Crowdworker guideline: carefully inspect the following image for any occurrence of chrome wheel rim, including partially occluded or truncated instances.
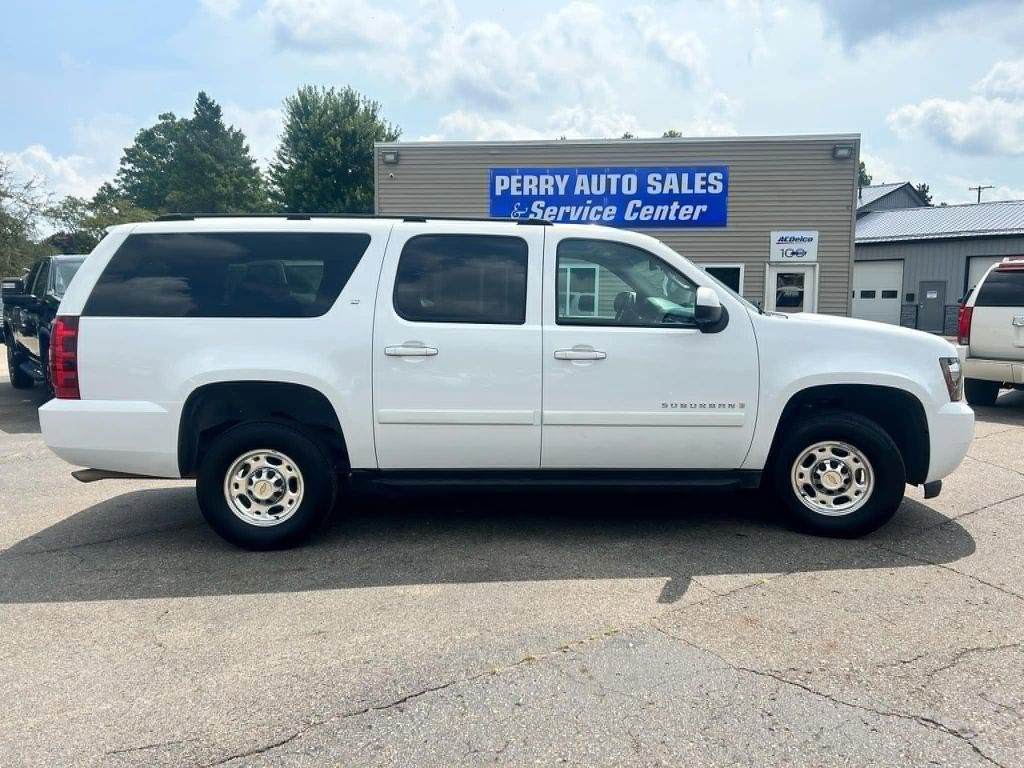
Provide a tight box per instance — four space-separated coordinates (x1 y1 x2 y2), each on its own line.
223 449 304 527
790 440 874 517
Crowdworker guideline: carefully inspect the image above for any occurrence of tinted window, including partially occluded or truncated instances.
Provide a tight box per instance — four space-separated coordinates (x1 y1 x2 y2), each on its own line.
557 239 697 327
394 235 528 324
52 258 85 298
860 290 876 299
31 260 50 297
881 289 898 299
83 232 369 318
976 269 1024 307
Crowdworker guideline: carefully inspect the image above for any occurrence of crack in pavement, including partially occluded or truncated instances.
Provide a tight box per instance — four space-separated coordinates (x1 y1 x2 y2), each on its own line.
199 626 625 767
2 523 205 557
922 643 1023 680
105 736 197 756
651 624 1008 768
872 542 1024 604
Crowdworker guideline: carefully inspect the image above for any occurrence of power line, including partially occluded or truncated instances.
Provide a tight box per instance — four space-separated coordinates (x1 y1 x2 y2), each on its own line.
969 184 994 203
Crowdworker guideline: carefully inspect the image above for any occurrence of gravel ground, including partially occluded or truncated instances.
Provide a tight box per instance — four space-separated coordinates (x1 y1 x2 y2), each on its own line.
1 358 1022 767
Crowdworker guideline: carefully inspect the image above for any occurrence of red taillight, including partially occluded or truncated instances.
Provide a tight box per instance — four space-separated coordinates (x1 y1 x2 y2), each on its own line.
49 316 80 399
957 305 973 346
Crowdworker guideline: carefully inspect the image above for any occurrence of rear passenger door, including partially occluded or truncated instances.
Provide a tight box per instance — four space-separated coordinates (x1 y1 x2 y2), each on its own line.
372 223 544 469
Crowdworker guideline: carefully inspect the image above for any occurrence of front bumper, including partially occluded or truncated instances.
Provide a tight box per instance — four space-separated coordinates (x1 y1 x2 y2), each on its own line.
926 401 975 483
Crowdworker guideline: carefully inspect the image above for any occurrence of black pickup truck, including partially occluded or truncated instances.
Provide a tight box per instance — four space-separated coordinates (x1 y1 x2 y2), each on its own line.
2 254 86 396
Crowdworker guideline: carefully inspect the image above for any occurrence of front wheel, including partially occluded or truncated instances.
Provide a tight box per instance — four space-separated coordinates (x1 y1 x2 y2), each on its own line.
196 422 337 550
768 410 906 538
6 341 34 390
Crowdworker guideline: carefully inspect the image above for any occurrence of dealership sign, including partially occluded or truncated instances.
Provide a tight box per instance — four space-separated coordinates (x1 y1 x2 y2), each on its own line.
769 230 818 262
489 166 729 228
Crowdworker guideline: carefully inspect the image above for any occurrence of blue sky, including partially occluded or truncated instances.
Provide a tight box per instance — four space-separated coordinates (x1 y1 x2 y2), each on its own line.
2 0 1023 205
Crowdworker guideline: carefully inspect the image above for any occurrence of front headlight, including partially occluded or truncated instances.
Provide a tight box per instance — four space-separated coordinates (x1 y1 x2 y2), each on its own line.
940 357 963 401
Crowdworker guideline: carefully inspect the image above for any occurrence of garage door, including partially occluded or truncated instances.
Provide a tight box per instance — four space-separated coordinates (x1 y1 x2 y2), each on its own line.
967 256 1004 297
852 261 903 324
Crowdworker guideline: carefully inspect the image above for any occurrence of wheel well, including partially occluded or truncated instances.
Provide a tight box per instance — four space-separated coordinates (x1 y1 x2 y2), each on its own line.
178 381 348 477
771 384 930 484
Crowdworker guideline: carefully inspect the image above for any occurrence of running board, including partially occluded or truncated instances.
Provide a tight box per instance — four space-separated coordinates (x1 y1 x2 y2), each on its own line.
71 469 165 483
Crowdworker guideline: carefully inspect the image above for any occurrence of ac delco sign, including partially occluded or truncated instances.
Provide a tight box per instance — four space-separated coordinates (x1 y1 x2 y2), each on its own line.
770 230 818 262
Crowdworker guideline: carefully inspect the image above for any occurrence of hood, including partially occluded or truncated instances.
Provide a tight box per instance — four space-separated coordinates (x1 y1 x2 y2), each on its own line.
754 311 957 357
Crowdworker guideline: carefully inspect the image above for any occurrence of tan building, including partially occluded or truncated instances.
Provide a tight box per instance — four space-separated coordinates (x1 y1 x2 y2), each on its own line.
375 134 860 315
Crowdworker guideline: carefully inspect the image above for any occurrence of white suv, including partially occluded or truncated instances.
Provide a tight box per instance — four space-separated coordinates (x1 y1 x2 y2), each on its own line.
40 216 974 549
958 257 1024 406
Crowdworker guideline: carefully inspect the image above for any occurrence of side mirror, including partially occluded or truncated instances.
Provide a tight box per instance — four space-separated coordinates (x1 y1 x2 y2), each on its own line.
694 286 724 330
2 278 25 296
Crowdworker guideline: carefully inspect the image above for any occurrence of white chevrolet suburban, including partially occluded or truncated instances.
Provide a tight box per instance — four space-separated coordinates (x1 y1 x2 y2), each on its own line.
39 216 974 549
958 257 1024 406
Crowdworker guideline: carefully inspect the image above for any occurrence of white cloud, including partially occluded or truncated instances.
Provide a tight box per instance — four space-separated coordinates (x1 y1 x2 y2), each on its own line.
0 145 106 199
860 150 913 186
888 96 1024 156
223 104 282 168
627 5 706 85
261 0 406 51
200 0 241 17
813 0 996 48
975 58 1024 98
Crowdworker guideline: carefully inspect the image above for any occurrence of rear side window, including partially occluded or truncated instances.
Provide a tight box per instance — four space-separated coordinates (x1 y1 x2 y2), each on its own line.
393 234 528 324
83 232 370 318
976 269 1024 307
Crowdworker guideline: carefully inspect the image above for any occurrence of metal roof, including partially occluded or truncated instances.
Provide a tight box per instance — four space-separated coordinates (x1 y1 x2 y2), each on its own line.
856 182 910 209
856 200 1024 243
375 133 860 148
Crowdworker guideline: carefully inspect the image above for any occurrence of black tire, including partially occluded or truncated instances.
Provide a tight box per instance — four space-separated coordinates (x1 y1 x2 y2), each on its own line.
964 378 1000 407
196 421 337 550
6 341 34 390
768 410 906 538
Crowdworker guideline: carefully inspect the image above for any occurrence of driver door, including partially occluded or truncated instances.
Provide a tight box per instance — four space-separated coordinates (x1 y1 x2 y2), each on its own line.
541 231 759 469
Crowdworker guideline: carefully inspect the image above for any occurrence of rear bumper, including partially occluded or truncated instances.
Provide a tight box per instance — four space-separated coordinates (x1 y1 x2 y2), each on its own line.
926 401 975 483
962 356 1024 385
39 398 182 478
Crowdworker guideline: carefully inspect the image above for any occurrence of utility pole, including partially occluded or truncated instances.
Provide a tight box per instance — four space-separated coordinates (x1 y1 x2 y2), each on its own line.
969 184 994 203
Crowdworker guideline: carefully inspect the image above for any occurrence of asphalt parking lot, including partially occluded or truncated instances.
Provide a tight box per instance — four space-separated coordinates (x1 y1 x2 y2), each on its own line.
1 360 1022 767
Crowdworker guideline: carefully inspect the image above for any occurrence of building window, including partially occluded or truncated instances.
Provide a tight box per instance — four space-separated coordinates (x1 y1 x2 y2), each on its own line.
881 290 898 299
557 262 599 318
860 290 877 299
699 264 744 294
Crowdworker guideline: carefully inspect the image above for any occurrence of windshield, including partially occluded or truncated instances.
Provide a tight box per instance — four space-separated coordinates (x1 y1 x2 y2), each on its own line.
53 258 85 298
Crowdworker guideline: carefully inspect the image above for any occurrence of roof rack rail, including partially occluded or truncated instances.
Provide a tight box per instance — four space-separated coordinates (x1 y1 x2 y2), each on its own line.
153 212 561 225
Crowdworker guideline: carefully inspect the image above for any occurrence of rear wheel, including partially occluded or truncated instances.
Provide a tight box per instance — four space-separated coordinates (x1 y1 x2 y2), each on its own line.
769 410 905 537
6 340 33 389
964 378 1000 407
196 421 337 550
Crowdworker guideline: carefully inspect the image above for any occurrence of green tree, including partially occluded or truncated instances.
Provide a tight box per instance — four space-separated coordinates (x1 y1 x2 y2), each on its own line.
662 129 683 138
619 131 636 139
914 182 933 205
0 159 49 275
114 92 265 214
858 161 872 187
45 183 154 254
270 85 400 214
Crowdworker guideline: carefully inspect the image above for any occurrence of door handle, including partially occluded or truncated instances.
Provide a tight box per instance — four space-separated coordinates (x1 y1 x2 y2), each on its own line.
1012 316 1024 327
554 349 607 361
385 345 438 357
